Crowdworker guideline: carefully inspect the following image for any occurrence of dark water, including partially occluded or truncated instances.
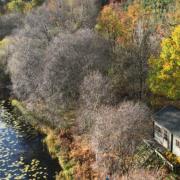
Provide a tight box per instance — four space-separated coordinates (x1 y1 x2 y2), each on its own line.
0 104 60 179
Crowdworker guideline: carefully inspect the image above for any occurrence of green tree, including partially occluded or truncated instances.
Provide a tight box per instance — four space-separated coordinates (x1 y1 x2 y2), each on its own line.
148 25 180 99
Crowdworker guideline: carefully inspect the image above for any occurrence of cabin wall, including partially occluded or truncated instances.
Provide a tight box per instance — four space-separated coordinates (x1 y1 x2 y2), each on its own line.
154 122 163 144
154 122 171 150
173 135 180 157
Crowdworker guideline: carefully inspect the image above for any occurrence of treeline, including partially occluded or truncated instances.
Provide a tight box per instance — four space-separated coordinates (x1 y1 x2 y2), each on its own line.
0 0 179 178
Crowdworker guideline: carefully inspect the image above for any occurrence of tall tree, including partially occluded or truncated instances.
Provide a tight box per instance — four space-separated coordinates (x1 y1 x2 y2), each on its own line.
148 25 180 99
95 5 123 45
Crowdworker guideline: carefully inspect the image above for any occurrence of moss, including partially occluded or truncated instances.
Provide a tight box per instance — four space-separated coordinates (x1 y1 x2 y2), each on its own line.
11 99 37 124
11 99 27 114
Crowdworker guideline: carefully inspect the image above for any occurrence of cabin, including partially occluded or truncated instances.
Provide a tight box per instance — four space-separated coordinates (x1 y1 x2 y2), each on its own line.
153 106 180 157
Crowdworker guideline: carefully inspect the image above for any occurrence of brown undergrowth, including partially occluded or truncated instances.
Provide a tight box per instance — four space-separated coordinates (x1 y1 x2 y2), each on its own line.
56 129 97 179
11 99 97 179
32 121 97 179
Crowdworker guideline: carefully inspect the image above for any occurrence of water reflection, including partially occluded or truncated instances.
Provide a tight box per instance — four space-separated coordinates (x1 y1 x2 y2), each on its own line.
0 105 60 179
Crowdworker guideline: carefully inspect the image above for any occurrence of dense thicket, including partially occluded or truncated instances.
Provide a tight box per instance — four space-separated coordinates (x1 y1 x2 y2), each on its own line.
7 1 111 112
41 29 111 108
1 0 179 178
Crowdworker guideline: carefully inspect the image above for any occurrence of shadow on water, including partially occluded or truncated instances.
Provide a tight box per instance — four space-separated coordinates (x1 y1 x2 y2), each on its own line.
0 101 61 179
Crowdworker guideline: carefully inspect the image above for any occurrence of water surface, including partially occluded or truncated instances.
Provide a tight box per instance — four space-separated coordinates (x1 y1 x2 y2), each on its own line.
0 104 60 179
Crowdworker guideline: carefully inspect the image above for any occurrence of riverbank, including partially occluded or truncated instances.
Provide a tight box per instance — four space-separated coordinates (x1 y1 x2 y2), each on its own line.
11 99 97 179
9 99 180 179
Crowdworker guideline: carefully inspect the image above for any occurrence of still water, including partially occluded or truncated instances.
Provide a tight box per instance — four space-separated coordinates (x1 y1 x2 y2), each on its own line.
0 104 60 179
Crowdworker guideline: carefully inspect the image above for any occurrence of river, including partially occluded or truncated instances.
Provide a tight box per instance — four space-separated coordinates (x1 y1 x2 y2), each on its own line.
0 103 60 179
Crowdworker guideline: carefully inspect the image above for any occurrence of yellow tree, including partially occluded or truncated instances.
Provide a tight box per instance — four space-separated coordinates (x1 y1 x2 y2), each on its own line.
148 25 180 99
7 0 26 13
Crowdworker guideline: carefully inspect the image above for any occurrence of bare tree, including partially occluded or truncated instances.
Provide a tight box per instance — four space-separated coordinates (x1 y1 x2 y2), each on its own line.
92 101 152 175
21 6 61 41
7 7 61 103
8 37 46 100
80 71 111 109
111 32 151 101
51 0 101 31
41 29 111 109
77 71 112 133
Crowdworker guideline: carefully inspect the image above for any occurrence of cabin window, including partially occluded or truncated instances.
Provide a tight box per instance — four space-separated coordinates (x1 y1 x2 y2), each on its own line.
164 130 168 141
155 125 162 136
176 139 180 148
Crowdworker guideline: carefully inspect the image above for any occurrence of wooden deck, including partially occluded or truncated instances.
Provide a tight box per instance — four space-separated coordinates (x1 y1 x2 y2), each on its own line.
143 139 180 172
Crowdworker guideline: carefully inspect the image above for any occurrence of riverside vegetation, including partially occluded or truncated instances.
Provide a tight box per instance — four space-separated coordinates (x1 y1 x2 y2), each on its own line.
0 0 180 179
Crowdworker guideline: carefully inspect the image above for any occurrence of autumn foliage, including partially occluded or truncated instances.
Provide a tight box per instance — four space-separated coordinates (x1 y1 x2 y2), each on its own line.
95 5 123 43
0 0 179 179
148 25 180 99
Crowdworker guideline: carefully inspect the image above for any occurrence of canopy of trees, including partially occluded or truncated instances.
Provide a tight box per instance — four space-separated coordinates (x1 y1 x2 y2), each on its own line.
0 0 179 178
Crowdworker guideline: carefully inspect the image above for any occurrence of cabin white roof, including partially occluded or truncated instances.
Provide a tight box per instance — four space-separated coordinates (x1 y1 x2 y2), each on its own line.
153 106 180 137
